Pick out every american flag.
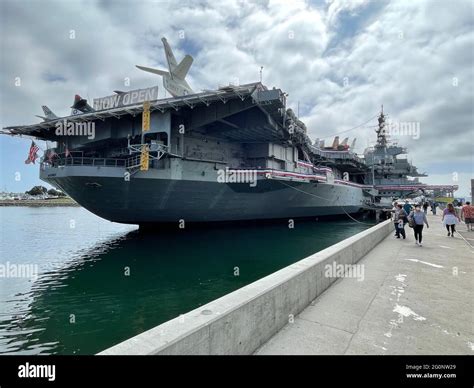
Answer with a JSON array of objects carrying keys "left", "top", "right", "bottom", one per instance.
[{"left": 25, "top": 141, "right": 39, "bottom": 164}]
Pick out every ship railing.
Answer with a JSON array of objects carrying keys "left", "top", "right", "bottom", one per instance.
[
  {"left": 126, "top": 154, "right": 142, "bottom": 169},
  {"left": 124, "top": 143, "right": 170, "bottom": 170},
  {"left": 42, "top": 153, "right": 127, "bottom": 168},
  {"left": 127, "top": 142, "right": 169, "bottom": 156},
  {"left": 42, "top": 150, "right": 167, "bottom": 170}
]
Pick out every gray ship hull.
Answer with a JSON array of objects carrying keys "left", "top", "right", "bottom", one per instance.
[{"left": 41, "top": 166, "right": 365, "bottom": 225}]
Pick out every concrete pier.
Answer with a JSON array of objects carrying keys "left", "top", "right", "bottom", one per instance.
[{"left": 255, "top": 214, "right": 474, "bottom": 355}]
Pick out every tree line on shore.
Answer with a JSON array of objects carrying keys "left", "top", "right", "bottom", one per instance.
[{"left": 25, "top": 186, "right": 66, "bottom": 197}]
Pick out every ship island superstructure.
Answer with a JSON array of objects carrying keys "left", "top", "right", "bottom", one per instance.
[{"left": 363, "top": 109, "right": 457, "bottom": 200}]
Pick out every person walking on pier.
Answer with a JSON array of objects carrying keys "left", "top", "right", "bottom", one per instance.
[
  {"left": 394, "top": 204, "right": 407, "bottom": 239},
  {"left": 431, "top": 201, "right": 438, "bottom": 215},
  {"left": 403, "top": 200, "right": 412, "bottom": 216},
  {"left": 392, "top": 201, "right": 399, "bottom": 236},
  {"left": 423, "top": 202, "right": 429, "bottom": 214},
  {"left": 409, "top": 205, "right": 429, "bottom": 246},
  {"left": 461, "top": 201, "right": 474, "bottom": 231},
  {"left": 442, "top": 203, "right": 460, "bottom": 237}
]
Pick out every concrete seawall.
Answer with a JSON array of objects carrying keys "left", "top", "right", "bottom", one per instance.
[{"left": 99, "top": 219, "right": 394, "bottom": 355}]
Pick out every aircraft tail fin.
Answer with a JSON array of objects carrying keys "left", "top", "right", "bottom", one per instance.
[
  {"left": 332, "top": 136, "right": 340, "bottom": 149},
  {"left": 36, "top": 105, "right": 57, "bottom": 121},
  {"left": 173, "top": 55, "right": 193, "bottom": 80},
  {"left": 71, "top": 94, "right": 94, "bottom": 115},
  {"left": 162, "top": 37, "right": 177, "bottom": 72},
  {"left": 42, "top": 105, "right": 57, "bottom": 119},
  {"left": 136, "top": 37, "right": 194, "bottom": 96},
  {"left": 350, "top": 138, "right": 357, "bottom": 149}
]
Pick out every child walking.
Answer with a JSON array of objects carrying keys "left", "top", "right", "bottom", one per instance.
[{"left": 394, "top": 204, "right": 408, "bottom": 239}]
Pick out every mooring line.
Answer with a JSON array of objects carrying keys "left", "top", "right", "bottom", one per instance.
[{"left": 275, "top": 179, "right": 376, "bottom": 226}]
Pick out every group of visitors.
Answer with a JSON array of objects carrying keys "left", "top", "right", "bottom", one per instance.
[
  {"left": 391, "top": 199, "right": 474, "bottom": 246},
  {"left": 392, "top": 200, "right": 429, "bottom": 245},
  {"left": 419, "top": 200, "right": 439, "bottom": 215}
]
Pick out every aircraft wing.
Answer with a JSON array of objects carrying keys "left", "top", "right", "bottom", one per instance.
[
  {"left": 173, "top": 55, "right": 193, "bottom": 80},
  {"left": 136, "top": 65, "right": 169, "bottom": 77}
]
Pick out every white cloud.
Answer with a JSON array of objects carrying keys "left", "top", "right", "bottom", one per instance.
[{"left": 0, "top": 0, "right": 472, "bottom": 195}]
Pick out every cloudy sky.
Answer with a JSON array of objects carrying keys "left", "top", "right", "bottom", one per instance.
[{"left": 0, "top": 0, "right": 473, "bottom": 197}]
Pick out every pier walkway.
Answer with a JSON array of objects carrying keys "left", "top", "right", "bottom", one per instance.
[{"left": 256, "top": 214, "right": 473, "bottom": 355}]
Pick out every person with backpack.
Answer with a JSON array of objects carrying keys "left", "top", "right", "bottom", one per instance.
[{"left": 408, "top": 205, "right": 429, "bottom": 246}]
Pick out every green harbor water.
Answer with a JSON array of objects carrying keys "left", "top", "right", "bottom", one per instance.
[{"left": 0, "top": 206, "right": 371, "bottom": 354}]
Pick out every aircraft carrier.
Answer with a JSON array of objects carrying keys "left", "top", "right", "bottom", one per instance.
[{"left": 1, "top": 38, "right": 458, "bottom": 226}]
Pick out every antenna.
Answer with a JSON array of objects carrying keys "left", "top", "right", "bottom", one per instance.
[
  {"left": 259, "top": 66, "right": 263, "bottom": 83},
  {"left": 376, "top": 105, "right": 387, "bottom": 148}
]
